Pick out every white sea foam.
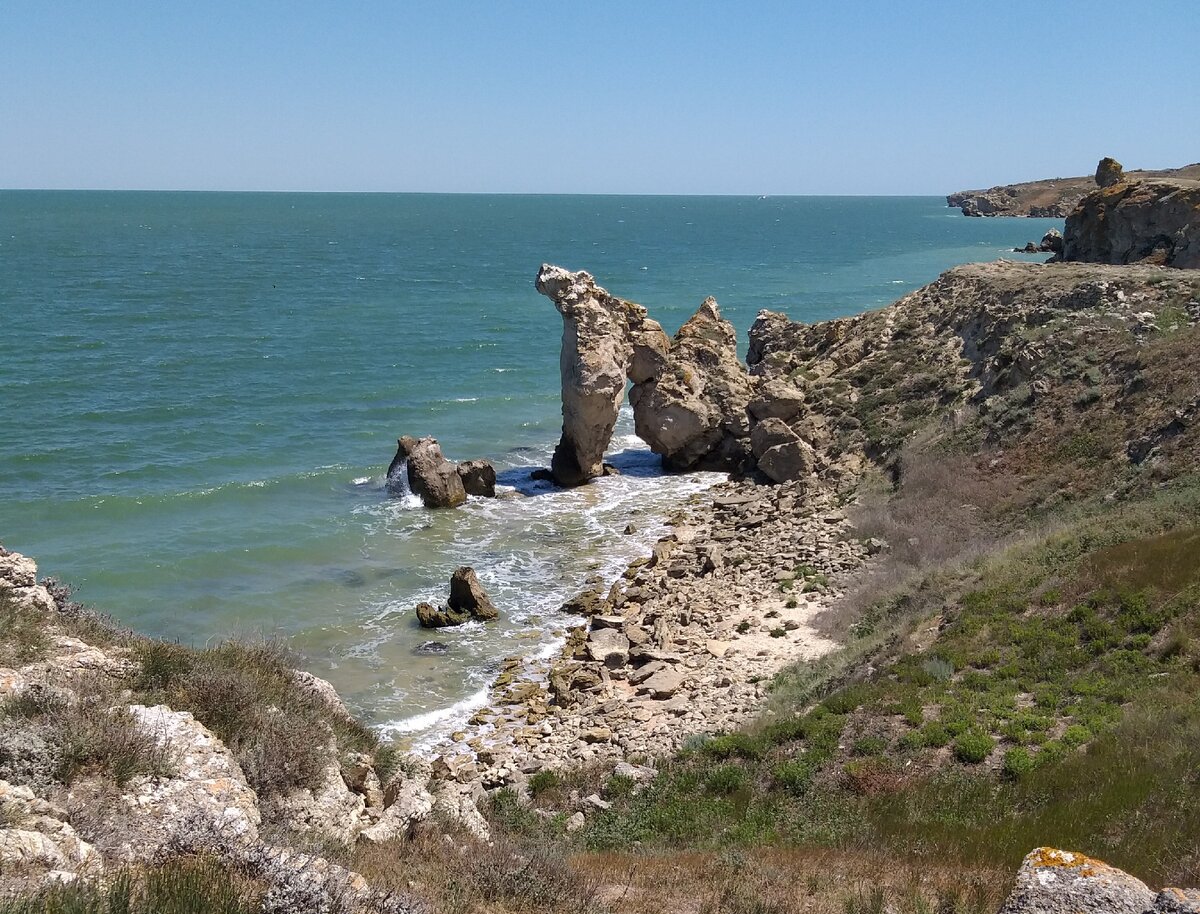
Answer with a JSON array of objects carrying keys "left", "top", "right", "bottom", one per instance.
[{"left": 377, "top": 688, "right": 490, "bottom": 742}]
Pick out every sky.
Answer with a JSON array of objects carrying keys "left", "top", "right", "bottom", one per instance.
[{"left": 2, "top": 1, "right": 1197, "bottom": 194}]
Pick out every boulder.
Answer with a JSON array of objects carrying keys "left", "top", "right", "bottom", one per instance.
[
  {"left": 629, "top": 297, "right": 753, "bottom": 471},
  {"left": 750, "top": 417, "right": 799, "bottom": 458},
  {"left": 415, "top": 601, "right": 468, "bottom": 628},
  {"left": 1096, "top": 156, "right": 1126, "bottom": 188},
  {"left": 415, "top": 567, "right": 498, "bottom": 628},
  {"left": 447, "top": 567, "right": 498, "bottom": 621},
  {"left": 748, "top": 378, "right": 806, "bottom": 422},
  {"left": 1040, "top": 228, "right": 1065, "bottom": 255},
  {"left": 998, "top": 848, "right": 1155, "bottom": 914},
  {"left": 457, "top": 460, "right": 496, "bottom": 498},
  {"left": 392, "top": 436, "right": 466, "bottom": 508},
  {"left": 585, "top": 627, "right": 630, "bottom": 669},
  {"left": 757, "top": 438, "right": 816, "bottom": 483}
]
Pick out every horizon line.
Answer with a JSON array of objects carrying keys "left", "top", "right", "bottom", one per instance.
[{"left": 0, "top": 187, "right": 954, "bottom": 199}]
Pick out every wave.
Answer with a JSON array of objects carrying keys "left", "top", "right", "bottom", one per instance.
[{"left": 377, "top": 687, "right": 490, "bottom": 742}]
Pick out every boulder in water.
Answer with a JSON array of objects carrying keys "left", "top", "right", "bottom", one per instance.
[
  {"left": 457, "top": 460, "right": 496, "bottom": 498},
  {"left": 448, "top": 566, "right": 498, "bottom": 621},
  {"left": 389, "top": 436, "right": 467, "bottom": 508},
  {"left": 414, "top": 566, "right": 499, "bottom": 628}
]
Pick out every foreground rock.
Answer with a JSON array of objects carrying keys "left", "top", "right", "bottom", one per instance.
[
  {"left": 416, "top": 566, "right": 499, "bottom": 628},
  {"left": 999, "top": 847, "right": 1198, "bottom": 914},
  {"left": 1063, "top": 158, "right": 1200, "bottom": 268}
]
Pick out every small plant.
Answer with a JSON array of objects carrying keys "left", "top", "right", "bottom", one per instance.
[
  {"left": 1002, "top": 746, "right": 1035, "bottom": 779},
  {"left": 705, "top": 764, "right": 748, "bottom": 795},
  {"left": 852, "top": 735, "right": 889, "bottom": 756},
  {"left": 736, "top": 621, "right": 752, "bottom": 634},
  {"left": 769, "top": 627, "right": 787, "bottom": 638},
  {"left": 922, "top": 656, "right": 955, "bottom": 682},
  {"left": 953, "top": 729, "right": 995, "bottom": 764},
  {"left": 1061, "top": 724, "right": 1092, "bottom": 749},
  {"left": 528, "top": 769, "right": 561, "bottom": 797}
]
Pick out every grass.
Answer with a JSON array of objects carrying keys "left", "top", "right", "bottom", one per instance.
[
  {"left": 0, "top": 856, "right": 264, "bottom": 914},
  {"left": 555, "top": 474, "right": 1200, "bottom": 892},
  {"left": 0, "top": 591, "right": 50, "bottom": 667},
  {"left": 1, "top": 678, "right": 174, "bottom": 788}
]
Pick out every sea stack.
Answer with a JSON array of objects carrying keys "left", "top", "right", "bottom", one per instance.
[{"left": 535, "top": 264, "right": 668, "bottom": 486}]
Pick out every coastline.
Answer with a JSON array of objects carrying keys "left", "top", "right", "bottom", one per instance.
[{"left": 407, "top": 472, "right": 869, "bottom": 793}]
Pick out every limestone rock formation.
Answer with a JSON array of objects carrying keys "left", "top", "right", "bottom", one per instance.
[
  {"left": 389, "top": 436, "right": 466, "bottom": 508},
  {"left": 629, "top": 297, "right": 753, "bottom": 471},
  {"left": 1062, "top": 164, "right": 1200, "bottom": 268},
  {"left": 947, "top": 162, "right": 1200, "bottom": 217},
  {"left": 415, "top": 566, "right": 498, "bottom": 628},
  {"left": 536, "top": 264, "right": 752, "bottom": 483},
  {"left": 536, "top": 264, "right": 665, "bottom": 486},
  {"left": 996, "top": 847, "right": 1197, "bottom": 914}
]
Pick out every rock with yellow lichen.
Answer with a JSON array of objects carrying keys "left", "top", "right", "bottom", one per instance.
[{"left": 999, "top": 847, "right": 1200, "bottom": 914}]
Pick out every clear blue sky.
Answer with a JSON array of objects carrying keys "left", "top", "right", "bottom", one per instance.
[{"left": 2, "top": 1, "right": 1197, "bottom": 194}]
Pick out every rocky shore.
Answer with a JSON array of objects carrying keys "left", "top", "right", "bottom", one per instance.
[
  {"left": 947, "top": 159, "right": 1200, "bottom": 217},
  {"left": 4, "top": 155, "right": 1200, "bottom": 910}
]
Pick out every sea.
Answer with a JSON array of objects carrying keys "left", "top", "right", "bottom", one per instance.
[{"left": 0, "top": 191, "right": 1062, "bottom": 744}]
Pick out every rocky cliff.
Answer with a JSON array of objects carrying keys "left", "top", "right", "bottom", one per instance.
[
  {"left": 0, "top": 546, "right": 432, "bottom": 910},
  {"left": 948, "top": 162, "right": 1200, "bottom": 217},
  {"left": 1062, "top": 170, "right": 1200, "bottom": 268}
]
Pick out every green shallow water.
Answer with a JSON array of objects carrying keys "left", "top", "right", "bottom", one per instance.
[{"left": 0, "top": 191, "right": 1061, "bottom": 742}]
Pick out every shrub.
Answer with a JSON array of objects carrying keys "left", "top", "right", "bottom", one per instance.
[
  {"left": 0, "top": 855, "right": 263, "bottom": 914},
  {"left": 772, "top": 758, "right": 817, "bottom": 796},
  {"left": 705, "top": 764, "right": 748, "bottom": 795},
  {"left": 919, "top": 721, "right": 950, "bottom": 748},
  {"left": 852, "top": 735, "right": 889, "bottom": 757},
  {"left": 1061, "top": 724, "right": 1092, "bottom": 749},
  {"left": 529, "top": 770, "right": 561, "bottom": 797},
  {"left": 702, "top": 733, "right": 767, "bottom": 761},
  {"left": 1002, "top": 747, "right": 1036, "bottom": 780},
  {"left": 953, "top": 730, "right": 995, "bottom": 764}
]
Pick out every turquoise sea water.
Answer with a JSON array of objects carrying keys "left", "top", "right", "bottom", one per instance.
[{"left": 0, "top": 191, "right": 1060, "bottom": 740}]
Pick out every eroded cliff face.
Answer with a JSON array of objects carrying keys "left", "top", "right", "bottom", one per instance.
[
  {"left": 747, "top": 260, "right": 1200, "bottom": 483},
  {"left": 536, "top": 265, "right": 750, "bottom": 485},
  {"left": 1063, "top": 175, "right": 1200, "bottom": 269}
]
